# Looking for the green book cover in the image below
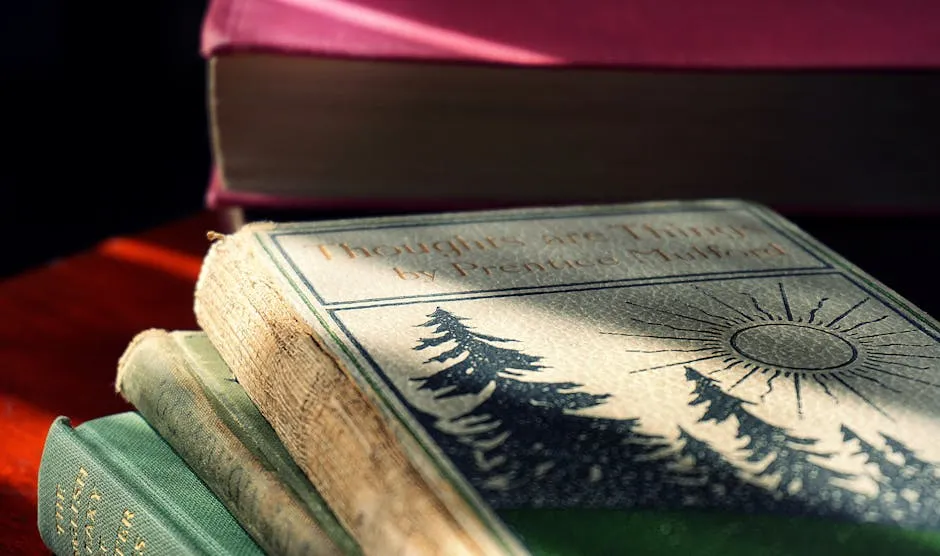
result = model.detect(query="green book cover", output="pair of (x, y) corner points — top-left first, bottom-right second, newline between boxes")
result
(195, 199), (940, 555)
(36, 412), (263, 555)
(116, 329), (360, 556)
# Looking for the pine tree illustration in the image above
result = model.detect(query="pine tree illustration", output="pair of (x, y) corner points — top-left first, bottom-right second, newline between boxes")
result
(842, 426), (905, 489)
(687, 367), (757, 425)
(843, 426), (940, 525)
(674, 428), (732, 497)
(685, 367), (853, 513)
(414, 308), (553, 401)
(411, 307), (686, 508)
(673, 426), (784, 511)
(842, 426), (909, 520)
(882, 434), (940, 485)
(881, 434), (940, 525)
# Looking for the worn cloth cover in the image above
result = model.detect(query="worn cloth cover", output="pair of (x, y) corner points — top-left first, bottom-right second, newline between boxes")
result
(195, 200), (940, 554)
(36, 413), (263, 555)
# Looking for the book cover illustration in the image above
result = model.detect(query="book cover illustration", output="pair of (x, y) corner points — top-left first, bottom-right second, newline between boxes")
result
(256, 201), (940, 530)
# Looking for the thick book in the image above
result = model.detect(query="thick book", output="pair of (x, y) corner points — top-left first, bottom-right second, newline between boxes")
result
(194, 199), (940, 555)
(36, 412), (262, 555)
(115, 329), (361, 556)
(203, 1), (940, 212)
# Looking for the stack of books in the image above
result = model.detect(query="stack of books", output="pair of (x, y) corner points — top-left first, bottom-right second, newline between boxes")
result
(37, 199), (940, 555)
(37, 1), (940, 555)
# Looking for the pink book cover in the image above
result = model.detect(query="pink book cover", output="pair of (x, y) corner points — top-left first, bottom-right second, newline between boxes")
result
(203, 0), (940, 69)
(202, 1), (940, 213)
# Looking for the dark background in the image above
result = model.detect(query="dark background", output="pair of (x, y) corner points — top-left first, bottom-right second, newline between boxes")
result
(2, 0), (210, 278)
(1, 2), (938, 319)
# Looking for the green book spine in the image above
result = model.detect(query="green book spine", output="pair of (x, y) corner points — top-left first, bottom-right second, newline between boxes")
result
(36, 412), (263, 556)
(115, 329), (360, 556)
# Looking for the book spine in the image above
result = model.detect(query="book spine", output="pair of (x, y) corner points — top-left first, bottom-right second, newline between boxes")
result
(115, 330), (346, 556)
(37, 418), (186, 555)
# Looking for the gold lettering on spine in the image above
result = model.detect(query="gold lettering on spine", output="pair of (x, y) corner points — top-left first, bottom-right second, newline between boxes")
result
(113, 509), (136, 556)
(83, 487), (102, 555)
(70, 467), (88, 555)
(54, 484), (66, 535)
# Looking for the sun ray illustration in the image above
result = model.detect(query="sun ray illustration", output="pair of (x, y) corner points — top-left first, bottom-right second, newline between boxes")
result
(853, 330), (918, 340)
(709, 360), (742, 375)
(845, 370), (901, 393)
(830, 374), (892, 419)
(813, 375), (838, 402)
(744, 292), (776, 321)
(778, 282), (794, 321)
(867, 351), (940, 360)
(683, 302), (741, 325)
(626, 317), (723, 336)
(862, 342), (933, 348)
(841, 315), (889, 333)
(629, 354), (726, 374)
(601, 332), (716, 342)
(826, 297), (869, 328)
(729, 368), (759, 390)
(622, 346), (719, 354)
(760, 370), (782, 401)
(609, 279), (940, 419)
(866, 359), (929, 370)
(622, 299), (726, 329)
(793, 374), (803, 416)
(693, 286), (756, 322)
(807, 297), (828, 324)
(860, 366), (940, 387)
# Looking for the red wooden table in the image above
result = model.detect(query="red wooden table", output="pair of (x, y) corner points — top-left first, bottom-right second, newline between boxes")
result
(0, 212), (221, 554)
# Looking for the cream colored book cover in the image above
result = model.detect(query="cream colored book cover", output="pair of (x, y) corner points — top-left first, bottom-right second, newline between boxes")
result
(196, 200), (940, 555)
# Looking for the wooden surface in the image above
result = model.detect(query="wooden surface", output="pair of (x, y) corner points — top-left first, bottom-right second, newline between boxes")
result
(0, 211), (222, 554)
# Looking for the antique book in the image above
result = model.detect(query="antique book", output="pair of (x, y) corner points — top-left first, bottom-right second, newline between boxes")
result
(203, 1), (940, 211)
(36, 412), (263, 555)
(116, 329), (360, 556)
(194, 199), (940, 555)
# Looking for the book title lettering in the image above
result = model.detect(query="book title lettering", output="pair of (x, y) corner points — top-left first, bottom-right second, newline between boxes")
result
(54, 466), (145, 555)
(312, 221), (785, 282)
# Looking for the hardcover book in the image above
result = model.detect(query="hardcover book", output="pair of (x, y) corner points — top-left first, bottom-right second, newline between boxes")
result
(116, 329), (360, 556)
(203, 1), (940, 211)
(194, 199), (940, 555)
(36, 413), (263, 555)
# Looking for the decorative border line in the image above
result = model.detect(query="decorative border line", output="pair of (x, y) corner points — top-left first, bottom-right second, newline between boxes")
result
(334, 268), (833, 311)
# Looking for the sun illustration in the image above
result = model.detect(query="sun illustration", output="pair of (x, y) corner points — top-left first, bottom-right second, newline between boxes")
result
(604, 279), (940, 418)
